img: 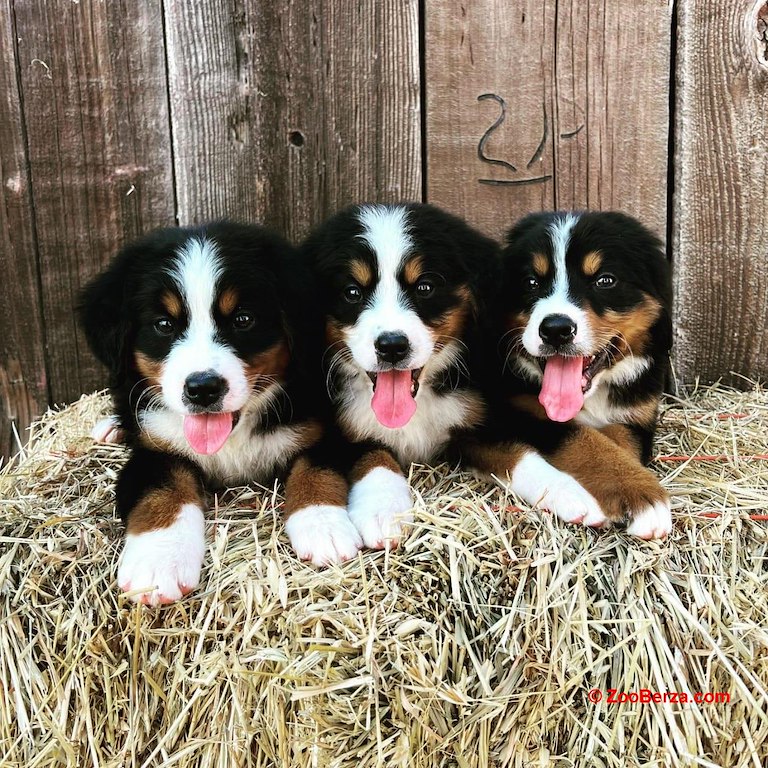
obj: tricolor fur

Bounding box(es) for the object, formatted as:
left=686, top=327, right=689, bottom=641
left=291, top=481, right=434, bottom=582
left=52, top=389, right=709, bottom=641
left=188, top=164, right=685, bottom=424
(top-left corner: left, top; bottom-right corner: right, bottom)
left=483, top=211, right=673, bottom=538
left=79, top=223, right=358, bottom=602
left=301, top=203, right=500, bottom=550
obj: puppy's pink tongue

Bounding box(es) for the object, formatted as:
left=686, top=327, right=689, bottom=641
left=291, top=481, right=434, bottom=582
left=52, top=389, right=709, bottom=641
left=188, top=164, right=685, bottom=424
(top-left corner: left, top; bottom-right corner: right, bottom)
left=539, top=356, right=584, bottom=422
left=183, top=412, right=233, bottom=454
left=371, top=369, right=417, bottom=428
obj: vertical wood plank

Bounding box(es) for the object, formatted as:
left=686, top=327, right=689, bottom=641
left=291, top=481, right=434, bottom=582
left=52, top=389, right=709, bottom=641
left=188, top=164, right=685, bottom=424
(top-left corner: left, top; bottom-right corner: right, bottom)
left=163, top=0, right=422, bottom=241
left=554, top=0, right=671, bottom=237
left=673, top=0, right=768, bottom=384
left=0, top=1, right=47, bottom=458
left=14, top=0, right=175, bottom=404
left=425, top=1, right=671, bottom=241
left=426, top=2, right=557, bottom=239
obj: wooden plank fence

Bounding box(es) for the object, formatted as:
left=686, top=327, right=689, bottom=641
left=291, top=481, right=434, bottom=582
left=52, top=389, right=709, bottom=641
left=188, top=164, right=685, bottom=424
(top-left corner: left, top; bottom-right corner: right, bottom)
left=1, top=0, right=767, bottom=459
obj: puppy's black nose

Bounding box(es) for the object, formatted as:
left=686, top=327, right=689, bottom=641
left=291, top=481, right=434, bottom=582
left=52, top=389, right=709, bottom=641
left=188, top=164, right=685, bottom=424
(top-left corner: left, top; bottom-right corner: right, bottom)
left=539, top=314, right=577, bottom=347
left=184, top=371, right=227, bottom=407
left=375, top=332, right=410, bottom=363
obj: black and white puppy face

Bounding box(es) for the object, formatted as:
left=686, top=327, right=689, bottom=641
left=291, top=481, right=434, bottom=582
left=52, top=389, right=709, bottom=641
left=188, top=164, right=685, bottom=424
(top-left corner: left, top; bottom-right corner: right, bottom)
left=501, top=211, right=672, bottom=421
left=81, top=223, right=294, bottom=454
left=305, top=204, right=486, bottom=429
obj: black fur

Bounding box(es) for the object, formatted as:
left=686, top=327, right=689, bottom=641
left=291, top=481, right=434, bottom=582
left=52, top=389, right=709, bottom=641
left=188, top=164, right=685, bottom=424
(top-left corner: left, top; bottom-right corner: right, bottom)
left=79, top=222, right=324, bottom=522
left=489, top=210, right=672, bottom=464
left=79, top=222, right=321, bottom=440
left=300, top=202, right=501, bottom=475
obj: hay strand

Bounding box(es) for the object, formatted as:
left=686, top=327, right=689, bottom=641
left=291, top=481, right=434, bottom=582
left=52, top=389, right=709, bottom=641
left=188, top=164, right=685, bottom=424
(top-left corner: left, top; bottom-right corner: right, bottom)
left=1, top=382, right=767, bottom=767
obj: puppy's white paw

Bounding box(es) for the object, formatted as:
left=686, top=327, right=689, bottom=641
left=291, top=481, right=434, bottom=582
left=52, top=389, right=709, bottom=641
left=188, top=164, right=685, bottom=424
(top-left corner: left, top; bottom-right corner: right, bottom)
left=626, top=500, right=672, bottom=540
left=509, top=452, right=607, bottom=528
left=91, top=415, right=126, bottom=444
left=117, top=503, right=205, bottom=606
left=348, top=467, right=413, bottom=549
left=543, top=476, right=608, bottom=528
left=285, top=505, right=362, bottom=566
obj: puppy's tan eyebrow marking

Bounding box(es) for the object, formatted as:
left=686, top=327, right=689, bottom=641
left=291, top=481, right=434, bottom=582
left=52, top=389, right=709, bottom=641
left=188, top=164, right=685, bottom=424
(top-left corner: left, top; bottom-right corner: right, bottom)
left=532, top=252, right=550, bottom=277
left=350, top=259, right=373, bottom=287
left=218, top=287, right=239, bottom=315
left=161, top=290, right=183, bottom=319
left=402, top=254, right=424, bottom=285
left=582, top=250, right=603, bottom=277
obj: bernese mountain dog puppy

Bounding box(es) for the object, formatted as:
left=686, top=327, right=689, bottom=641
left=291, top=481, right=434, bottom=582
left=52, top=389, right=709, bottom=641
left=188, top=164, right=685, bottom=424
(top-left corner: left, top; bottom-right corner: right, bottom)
left=484, top=211, right=673, bottom=538
left=300, top=203, right=499, bottom=554
left=80, top=222, right=363, bottom=604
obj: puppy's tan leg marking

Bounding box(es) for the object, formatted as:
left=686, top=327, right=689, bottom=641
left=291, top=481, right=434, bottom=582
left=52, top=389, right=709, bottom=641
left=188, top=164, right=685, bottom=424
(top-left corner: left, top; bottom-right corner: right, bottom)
left=284, top=457, right=361, bottom=567
left=119, top=464, right=206, bottom=606
left=284, top=457, right=349, bottom=516
left=126, top=465, right=203, bottom=534
left=599, top=424, right=643, bottom=461
left=349, top=449, right=402, bottom=483
left=549, top=428, right=671, bottom=539
left=461, top=440, right=606, bottom=528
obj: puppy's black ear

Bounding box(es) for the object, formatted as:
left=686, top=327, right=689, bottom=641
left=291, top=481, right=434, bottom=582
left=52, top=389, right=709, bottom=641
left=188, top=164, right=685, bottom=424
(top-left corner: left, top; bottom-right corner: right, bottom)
left=78, top=255, right=132, bottom=381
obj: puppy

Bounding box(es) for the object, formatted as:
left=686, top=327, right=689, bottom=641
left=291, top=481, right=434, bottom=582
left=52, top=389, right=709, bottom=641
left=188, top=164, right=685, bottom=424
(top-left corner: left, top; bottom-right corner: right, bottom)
left=301, top=203, right=500, bottom=552
left=485, top=211, right=673, bottom=538
left=80, top=222, right=362, bottom=603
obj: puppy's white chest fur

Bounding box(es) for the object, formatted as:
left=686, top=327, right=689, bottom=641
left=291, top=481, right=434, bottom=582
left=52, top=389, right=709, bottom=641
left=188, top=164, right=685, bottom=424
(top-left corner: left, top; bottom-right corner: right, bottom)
left=338, top=374, right=476, bottom=466
left=140, top=409, right=303, bottom=486
left=576, top=355, right=652, bottom=428
left=575, top=384, right=616, bottom=428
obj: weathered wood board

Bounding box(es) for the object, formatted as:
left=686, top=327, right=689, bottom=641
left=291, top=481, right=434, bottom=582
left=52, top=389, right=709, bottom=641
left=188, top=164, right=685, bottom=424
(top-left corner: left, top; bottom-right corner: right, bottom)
left=14, top=0, right=175, bottom=404
left=672, top=0, right=768, bottom=384
left=0, top=1, right=47, bottom=458
left=425, top=0, right=671, bottom=242
left=164, top=0, right=422, bottom=241
left=2, top=0, right=768, bottom=461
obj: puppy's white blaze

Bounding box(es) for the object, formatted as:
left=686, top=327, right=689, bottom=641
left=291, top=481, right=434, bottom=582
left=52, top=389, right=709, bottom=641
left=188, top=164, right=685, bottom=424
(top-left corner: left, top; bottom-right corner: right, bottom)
left=284, top=505, right=363, bottom=566
left=346, top=305, right=434, bottom=371
left=548, top=213, right=580, bottom=297
left=349, top=205, right=434, bottom=371
left=348, top=467, right=413, bottom=548
left=161, top=237, right=250, bottom=413
left=357, top=205, right=413, bottom=272
left=117, top=503, right=206, bottom=606
left=522, top=213, right=593, bottom=355
left=169, top=237, right=223, bottom=333
left=508, top=451, right=607, bottom=527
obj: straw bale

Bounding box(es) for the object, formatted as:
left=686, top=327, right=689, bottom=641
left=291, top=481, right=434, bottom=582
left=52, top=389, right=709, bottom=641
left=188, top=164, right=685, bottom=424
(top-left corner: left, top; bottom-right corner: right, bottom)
left=1, top=384, right=767, bottom=767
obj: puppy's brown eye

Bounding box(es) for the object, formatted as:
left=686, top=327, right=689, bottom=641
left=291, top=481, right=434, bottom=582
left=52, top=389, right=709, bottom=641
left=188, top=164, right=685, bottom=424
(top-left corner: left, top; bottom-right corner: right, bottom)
left=154, top=317, right=175, bottom=336
left=527, top=276, right=540, bottom=290
left=232, top=311, right=255, bottom=330
left=595, top=274, right=617, bottom=289
left=415, top=279, right=434, bottom=298
left=344, top=285, right=363, bottom=304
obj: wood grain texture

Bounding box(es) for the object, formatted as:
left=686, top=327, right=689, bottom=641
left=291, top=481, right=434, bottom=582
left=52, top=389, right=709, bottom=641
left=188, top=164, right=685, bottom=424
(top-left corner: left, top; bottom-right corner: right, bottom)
left=14, top=0, right=175, bottom=404
left=163, top=0, right=421, bottom=241
left=0, top=2, right=47, bottom=458
left=673, top=0, right=768, bottom=383
left=425, top=2, right=557, bottom=239
left=425, top=1, right=671, bottom=241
